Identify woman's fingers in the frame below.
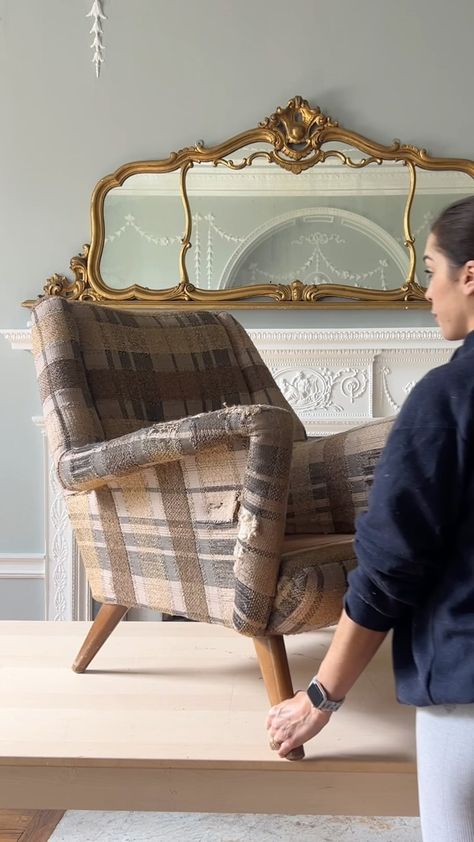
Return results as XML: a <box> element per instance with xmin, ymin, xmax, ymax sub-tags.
<box><xmin>266</xmin><ymin>702</ymin><xmax>287</xmax><ymax>729</ymax></box>
<box><xmin>277</xmin><ymin>738</ymin><xmax>297</xmax><ymax>758</ymax></box>
<box><xmin>266</xmin><ymin>709</ymin><xmax>275</xmax><ymax>729</ymax></box>
<box><xmin>266</xmin><ymin>691</ymin><xmax>332</xmax><ymax>757</ymax></box>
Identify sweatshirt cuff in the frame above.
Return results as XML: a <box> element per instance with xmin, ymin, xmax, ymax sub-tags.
<box><xmin>344</xmin><ymin>591</ymin><xmax>394</xmax><ymax>632</ymax></box>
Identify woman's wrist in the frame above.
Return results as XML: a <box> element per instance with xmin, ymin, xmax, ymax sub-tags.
<box><xmin>296</xmin><ymin>689</ymin><xmax>333</xmax><ymax>721</ymax></box>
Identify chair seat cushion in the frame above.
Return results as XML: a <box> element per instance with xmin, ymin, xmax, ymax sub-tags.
<box><xmin>268</xmin><ymin>534</ymin><xmax>356</xmax><ymax>634</ymax></box>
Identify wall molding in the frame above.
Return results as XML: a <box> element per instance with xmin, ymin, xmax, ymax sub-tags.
<box><xmin>0</xmin><ymin>554</ymin><xmax>45</xmax><ymax>579</ymax></box>
<box><xmin>0</xmin><ymin>327</ymin><xmax>32</xmax><ymax>351</ymax></box>
<box><xmin>247</xmin><ymin>326</ymin><xmax>453</xmax><ymax>349</ymax></box>
<box><xmin>2</xmin><ymin>325</ymin><xmax>455</xmax><ymax>353</ymax></box>
<box><xmin>86</xmin><ymin>0</ymin><xmax>106</xmax><ymax>78</ymax></box>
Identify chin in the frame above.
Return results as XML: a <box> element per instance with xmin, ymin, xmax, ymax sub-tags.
<box><xmin>440</xmin><ymin>325</ymin><xmax>467</xmax><ymax>341</ymax></box>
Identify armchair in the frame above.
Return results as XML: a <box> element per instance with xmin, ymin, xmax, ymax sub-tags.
<box><xmin>32</xmin><ymin>297</ymin><xmax>392</xmax><ymax>757</ymax></box>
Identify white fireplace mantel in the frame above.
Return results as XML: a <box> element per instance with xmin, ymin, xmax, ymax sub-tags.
<box><xmin>1</xmin><ymin>323</ymin><xmax>455</xmax><ymax>621</ymax></box>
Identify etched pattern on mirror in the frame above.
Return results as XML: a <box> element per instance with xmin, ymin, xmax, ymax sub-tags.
<box><xmin>185</xmin><ymin>143</ymin><xmax>410</xmax><ymax>297</ymax></box>
<box><xmin>29</xmin><ymin>96</ymin><xmax>474</xmax><ymax>309</ymax></box>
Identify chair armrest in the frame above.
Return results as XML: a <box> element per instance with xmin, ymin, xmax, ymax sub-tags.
<box><xmin>62</xmin><ymin>404</ymin><xmax>294</xmax><ymax>637</ymax></box>
<box><xmin>285</xmin><ymin>417</ymin><xmax>394</xmax><ymax>534</ymax></box>
<box><xmin>57</xmin><ymin>404</ymin><xmax>292</xmax><ymax>492</ymax></box>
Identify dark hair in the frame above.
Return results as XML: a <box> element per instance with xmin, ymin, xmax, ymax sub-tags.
<box><xmin>431</xmin><ymin>195</ymin><xmax>474</xmax><ymax>267</ymax></box>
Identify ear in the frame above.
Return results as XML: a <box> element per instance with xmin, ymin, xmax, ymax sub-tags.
<box><xmin>461</xmin><ymin>260</ymin><xmax>474</xmax><ymax>296</ymax></box>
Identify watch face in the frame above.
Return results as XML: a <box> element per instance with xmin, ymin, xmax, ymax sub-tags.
<box><xmin>307</xmin><ymin>679</ymin><xmax>325</xmax><ymax>708</ymax></box>
<box><xmin>307</xmin><ymin>679</ymin><xmax>344</xmax><ymax>712</ymax></box>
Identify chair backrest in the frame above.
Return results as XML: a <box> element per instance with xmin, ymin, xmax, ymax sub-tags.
<box><xmin>32</xmin><ymin>297</ymin><xmax>306</xmax><ymax>461</ymax></box>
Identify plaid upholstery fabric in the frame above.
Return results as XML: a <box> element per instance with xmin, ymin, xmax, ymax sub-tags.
<box><xmin>31</xmin><ymin>296</ymin><xmax>391</xmax><ymax>637</ymax></box>
<box><xmin>31</xmin><ymin>297</ymin><xmax>295</xmax><ymax>635</ymax></box>
<box><xmin>32</xmin><ymin>297</ymin><xmax>104</xmax><ymax>467</ymax></box>
<box><xmin>216</xmin><ymin>312</ymin><xmax>306</xmax><ymax>442</ymax></box>
<box><xmin>268</xmin><ymin>535</ymin><xmax>356</xmax><ymax>633</ymax></box>
<box><xmin>64</xmin><ymin>406</ymin><xmax>294</xmax><ymax>635</ymax></box>
<box><xmin>285</xmin><ymin>418</ymin><xmax>394</xmax><ymax>535</ymax></box>
<box><xmin>36</xmin><ymin>298</ymin><xmax>305</xmax><ymax>442</ymax></box>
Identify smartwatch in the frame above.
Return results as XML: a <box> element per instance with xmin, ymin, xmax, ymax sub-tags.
<box><xmin>306</xmin><ymin>677</ymin><xmax>345</xmax><ymax>712</ymax></box>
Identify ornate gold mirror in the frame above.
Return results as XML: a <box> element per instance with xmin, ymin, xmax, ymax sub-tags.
<box><xmin>30</xmin><ymin>96</ymin><xmax>474</xmax><ymax>309</ymax></box>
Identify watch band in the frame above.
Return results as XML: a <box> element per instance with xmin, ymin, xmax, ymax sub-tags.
<box><xmin>306</xmin><ymin>677</ymin><xmax>345</xmax><ymax>712</ymax></box>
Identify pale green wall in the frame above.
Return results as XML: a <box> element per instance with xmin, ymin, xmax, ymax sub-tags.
<box><xmin>0</xmin><ymin>580</ymin><xmax>44</xmax><ymax>620</ymax></box>
<box><xmin>1</xmin><ymin>0</ymin><xmax>473</xmax><ymax>613</ymax></box>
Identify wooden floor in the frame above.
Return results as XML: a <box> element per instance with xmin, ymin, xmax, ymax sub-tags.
<box><xmin>0</xmin><ymin>809</ymin><xmax>64</xmax><ymax>841</ymax></box>
<box><xmin>0</xmin><ymin>622</ymin><xmax>418</xmax><ymax>816</ymax></box>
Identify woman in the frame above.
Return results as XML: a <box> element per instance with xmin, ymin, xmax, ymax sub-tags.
<box><xmin>267</xmin><ymin>196</ymin><xmax>474</xmax><ymax>842</ymax></box>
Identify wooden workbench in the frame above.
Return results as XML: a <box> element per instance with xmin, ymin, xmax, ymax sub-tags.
<box><xmin>0</xmin><ymin>622</ymin><xmax>418</xmax><ymax>815</ymax></box>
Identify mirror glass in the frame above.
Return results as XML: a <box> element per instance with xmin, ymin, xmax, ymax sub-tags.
<box><xmin>411</xmin><ymin>168</ymin><xmax>474</xmax><ymax>282</ymax></box>
<box><xmin>100</xmin><ymin>142</ymin><xmax>414</xmax><ymax>293</ymax></box>
<box><xmin>102</xmin><ymin>170</ymin><xmax>185</xmax><ymax>290</ymax></box>
<box><xmin>187</xmin><ymin>142</ymin><xmax>410</xmax><ymax>294</ymax></box>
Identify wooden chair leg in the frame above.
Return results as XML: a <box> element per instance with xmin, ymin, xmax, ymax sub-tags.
<box><xmin>253</xmin><ymin>635</ymin><xmax>305</xmax><ymax>760</ymax></box>
<box><xmin>72</xmin><ymin>603</ymin><xmax>129</xmax><ymax>673</ymax></box>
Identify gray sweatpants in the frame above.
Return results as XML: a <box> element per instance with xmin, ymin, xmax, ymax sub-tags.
<box><xmin>417</xmin><ymin>704</ymin><xmax>474</xmax><ymax>842</ymax></box>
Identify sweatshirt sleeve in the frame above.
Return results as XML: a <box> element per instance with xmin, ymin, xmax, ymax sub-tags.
<box><xmin>345</xmin><ymin>365</ymin><xmax>468</xmax><ymax>631</ymax></box>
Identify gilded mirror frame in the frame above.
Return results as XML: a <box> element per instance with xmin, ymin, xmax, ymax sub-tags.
<box><xmin>26</xmin><ymin>96</ymin><xmax>474</xmax><ymax>309</ymax></box>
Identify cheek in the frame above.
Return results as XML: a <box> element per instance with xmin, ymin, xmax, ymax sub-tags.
<box><xmin>432</xmin><ymin>277</ymin><xmax>450</xmax><ymax>299</ymax></box>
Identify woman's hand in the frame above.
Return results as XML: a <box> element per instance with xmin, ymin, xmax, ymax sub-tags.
<box><xmin>266</xmin><ymin>690</ymin><xmax>332</xmax><ymax>758</ymax></box>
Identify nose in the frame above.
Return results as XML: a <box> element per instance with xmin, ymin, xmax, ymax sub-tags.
<box><xmin>424</xmin><ymin>283</ymin><xmax>432</xmax><ymax>303</ymax></box>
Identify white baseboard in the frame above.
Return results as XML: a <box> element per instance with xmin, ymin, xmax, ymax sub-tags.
<box><xmin>0</xmin><ymin>554</ymin><xmax>45</xmax><ymax>579</ymax></box>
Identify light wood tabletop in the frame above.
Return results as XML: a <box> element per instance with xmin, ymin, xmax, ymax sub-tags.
<box><xmin>0</xmin><ymin>621</ymin><xmax>418</xmax><ymax>815</ymax></box>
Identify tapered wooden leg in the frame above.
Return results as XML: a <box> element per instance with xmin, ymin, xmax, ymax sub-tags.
<box><xmin>72</xmin><ymin>604</ymin><xmax>129</xmax><ymax>673</ymax></box>
<box><xmin>253</xmin><ymin>635</ymin><xmax>305</xmax><ymax>760</ymax></box>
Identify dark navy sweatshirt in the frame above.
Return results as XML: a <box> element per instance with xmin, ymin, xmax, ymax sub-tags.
<box><xmin>345</xmin><ymin>331</ymin><xmax>474</xmax><ymax>706</ymax></box>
